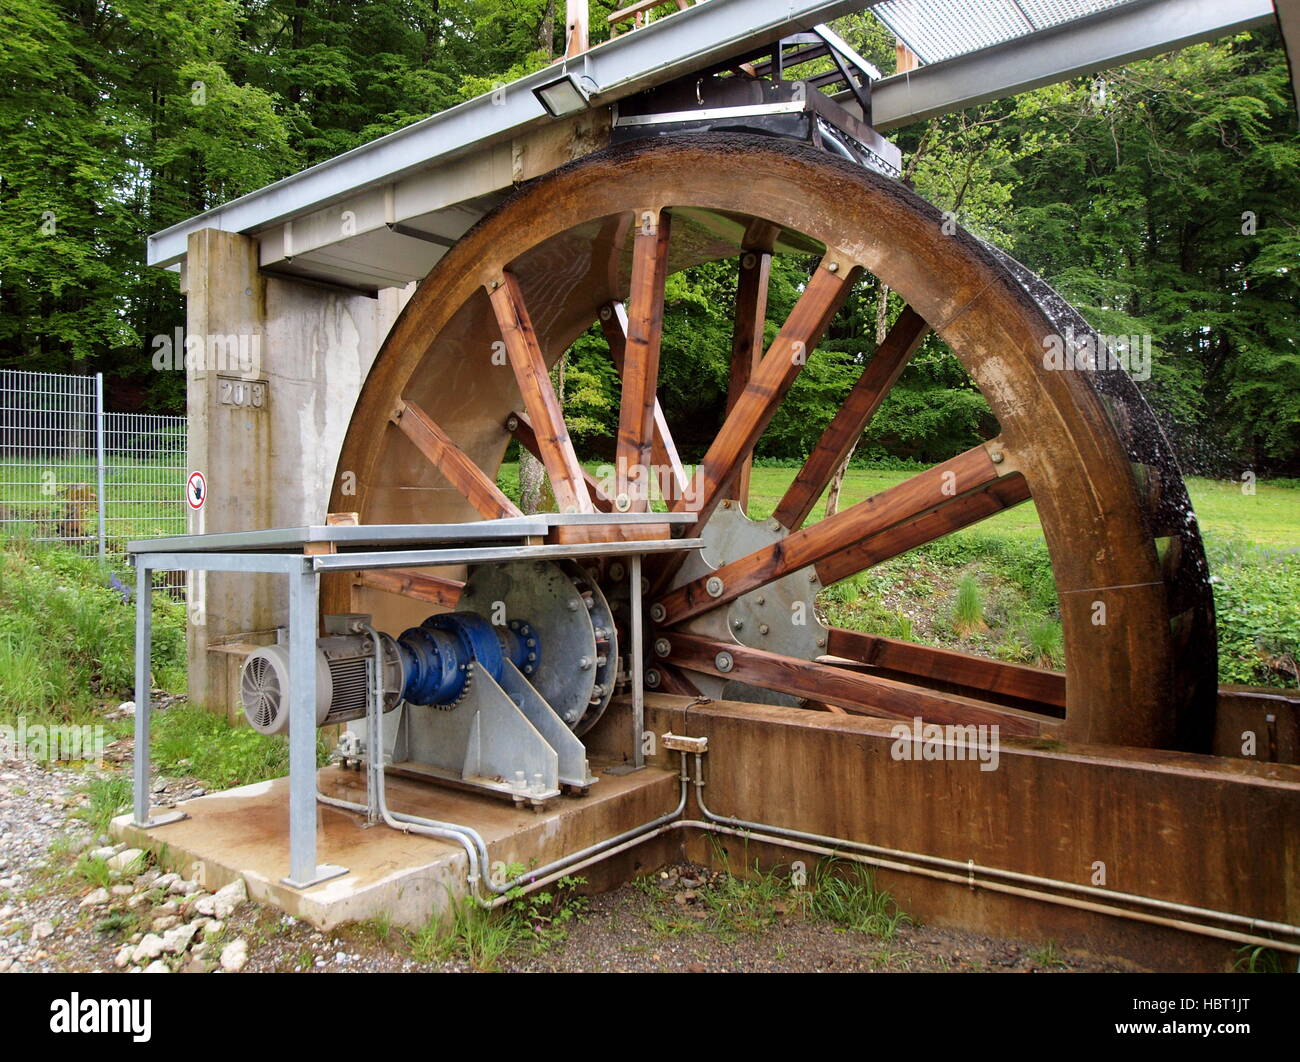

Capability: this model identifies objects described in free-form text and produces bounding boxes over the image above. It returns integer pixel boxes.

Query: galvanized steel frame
[128,528,701,888]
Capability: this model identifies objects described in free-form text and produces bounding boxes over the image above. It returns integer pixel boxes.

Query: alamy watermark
[0,718,105,766]
[50,993,151,1042]
[889,716,1000,772]
[151,327,262,379]
[1042,326,1151,382]
[594,459,703,510]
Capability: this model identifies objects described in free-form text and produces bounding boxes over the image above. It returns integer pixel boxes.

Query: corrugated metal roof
[874,0,1141,64]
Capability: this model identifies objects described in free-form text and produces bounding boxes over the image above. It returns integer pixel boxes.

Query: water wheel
[325,133,1216,752]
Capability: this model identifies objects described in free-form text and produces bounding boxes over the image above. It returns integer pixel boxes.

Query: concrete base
[112,762,678,930]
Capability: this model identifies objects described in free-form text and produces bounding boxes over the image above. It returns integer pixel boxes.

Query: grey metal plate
[127,517,547,554]
[673,504,826,708]
[129,513,695,554]
[310,538,706,572]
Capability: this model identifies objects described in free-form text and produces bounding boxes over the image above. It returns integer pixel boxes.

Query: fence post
[95,371,107,559]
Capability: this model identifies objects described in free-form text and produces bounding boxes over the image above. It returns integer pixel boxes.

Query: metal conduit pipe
[476,752,691,909]
[359,626,487,890]
[310,634,1298,948]
[678,819,1300,957]
[315,786,483,888]
[685,752,1300,953]
[317,751,691,909]
[316,771,1300,955]
[308,629,488,889]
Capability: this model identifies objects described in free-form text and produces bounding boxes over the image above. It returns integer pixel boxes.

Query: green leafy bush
[1208,539,1300,686]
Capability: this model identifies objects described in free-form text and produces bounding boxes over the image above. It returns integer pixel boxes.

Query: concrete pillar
[183,229,410,717]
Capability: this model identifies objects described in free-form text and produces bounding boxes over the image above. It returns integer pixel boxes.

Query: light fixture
[533,71,595,117]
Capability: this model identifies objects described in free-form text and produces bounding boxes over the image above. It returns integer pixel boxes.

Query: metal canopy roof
[148,0,1279,291]
[874,0,1138,64]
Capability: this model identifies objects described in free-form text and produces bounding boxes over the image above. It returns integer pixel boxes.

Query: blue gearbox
[396,611,539,706]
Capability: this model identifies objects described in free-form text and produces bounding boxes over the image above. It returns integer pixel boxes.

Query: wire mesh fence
[0,369,188,593]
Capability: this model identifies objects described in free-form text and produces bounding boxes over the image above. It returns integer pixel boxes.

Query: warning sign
[187,471,206,511]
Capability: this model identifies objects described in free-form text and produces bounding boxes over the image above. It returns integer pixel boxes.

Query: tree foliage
[0,5,1294,470]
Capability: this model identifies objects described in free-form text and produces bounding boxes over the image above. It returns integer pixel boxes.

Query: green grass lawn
[743,465,1045,540]
[742,465,1300,548]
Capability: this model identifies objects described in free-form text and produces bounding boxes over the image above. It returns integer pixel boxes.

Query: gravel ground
[0,755,1136,974]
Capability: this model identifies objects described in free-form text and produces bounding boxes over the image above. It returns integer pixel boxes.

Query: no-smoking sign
[187,470,207,511]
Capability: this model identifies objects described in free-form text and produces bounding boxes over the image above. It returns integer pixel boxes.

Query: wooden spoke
[614,210,672,511]
[488,271,594,514]
[773,306,930,530]
[355,568,463,609]
[599,300,688,505]
[506,410,614,513]
[814,471,1031,588]
[390,399,522,520]
[722,249,772,506]
[656,443,1010,626]
[676,255,857,522]
[825,627,1066,712]
[660,633,1059,737]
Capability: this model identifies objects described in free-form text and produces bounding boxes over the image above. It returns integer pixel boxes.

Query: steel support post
[94,372,107,560]
[282,561,347,888]
[630,553,645,768]
[132,562,186,829]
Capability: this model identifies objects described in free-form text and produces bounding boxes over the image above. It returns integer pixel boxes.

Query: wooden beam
[660,632,1057,737]
[722,249,771,507]
[825,627,1067,711]
[600,300,688,505]
[611,211,670,509]
[565,0,589,57]
[506,410,614,513]
[815,472,1032,587]
[489,271,594,513]
[391,399,522,520]
[773,306,930,530]
[674,254,856,521]
[656,444,1006,626]
[614,210,672,511]
[355,568,463,609]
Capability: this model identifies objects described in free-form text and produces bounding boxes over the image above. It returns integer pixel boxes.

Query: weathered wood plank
[662,632,1056,737]
[600,300,687,505]
[814,471,1032,587]
[490,272,594,513]
[722,249,771,506]
[615,211,673,511]
[826,627,1067,711]
[391,398,522,520]
[656,444,1004,625]
[676,257,856,522]
[355,568,463,608]
[507,410,614,513]
[650,663,702,697]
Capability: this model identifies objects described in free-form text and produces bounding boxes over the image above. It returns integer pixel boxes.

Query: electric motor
[240,630,403,736]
